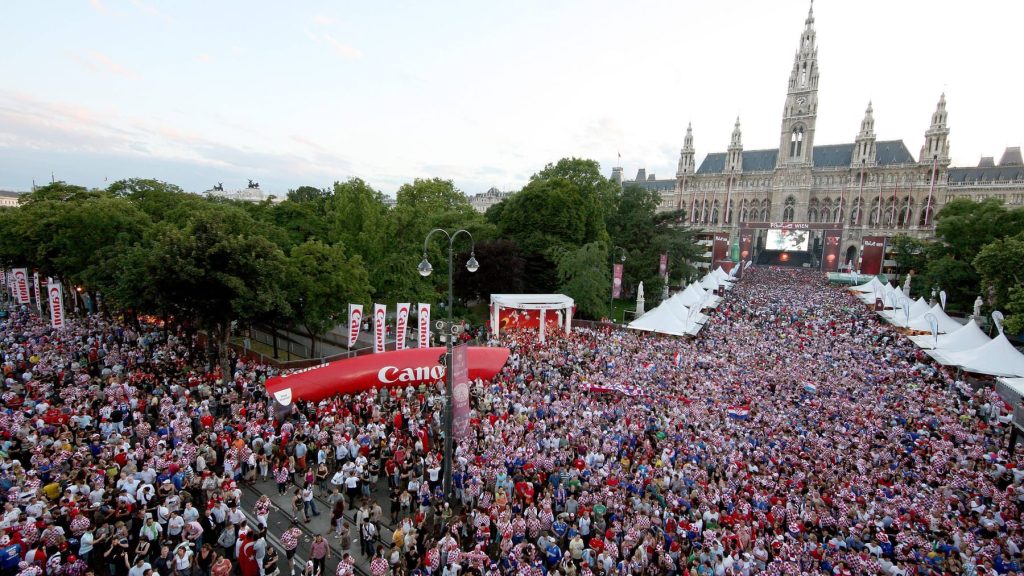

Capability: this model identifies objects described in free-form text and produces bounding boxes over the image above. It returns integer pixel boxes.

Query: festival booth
[490,294,574,343]
[264,346,511,405]
[627,295,705,337]
[849,276,884,293]
[881,297,930,327]
[950,334,1024,377]
[913,319,990,351]
[905,304,963,334]
[677,283,719,310]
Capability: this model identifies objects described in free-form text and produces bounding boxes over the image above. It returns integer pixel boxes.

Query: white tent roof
[491,294,574,309]
[953,334,1024,377]
[684,283,721,309]
[906,304,963,334]
[915,319,990,351]
[712,266,736,282]
[850,277,883,293]
[883,298,930,326]
[628,299,701,337]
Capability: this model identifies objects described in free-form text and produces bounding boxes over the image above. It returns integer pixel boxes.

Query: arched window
[711,200,720,224]
[883,198,897,227]
[783,196,796,222]
[897,197,914,227]
[849,198,862,225]
[790,127,804,159]
[760,208,769,221]
[868,198,881,226]
[807,198,819,223]
[725,200,734,224]
[919,205,934,226]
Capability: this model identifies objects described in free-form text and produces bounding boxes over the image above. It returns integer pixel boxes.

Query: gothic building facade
[617,5,1024,268]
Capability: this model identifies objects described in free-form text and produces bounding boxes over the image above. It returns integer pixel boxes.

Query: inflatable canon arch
[264,346,510,405]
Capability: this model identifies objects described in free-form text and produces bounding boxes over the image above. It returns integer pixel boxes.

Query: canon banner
[32,272,41,309]
[451,344,471,440]
[12,268,30,305]
[48,282,65,329]
[860,236,887,275]
[394,302,410,351]
[658,253,668,277]
[612,263,623,299]
[822,230,842,272]
[417,303,431,348]
[373,303,386,353]
[264,346,510,405]
[347,304,362,348]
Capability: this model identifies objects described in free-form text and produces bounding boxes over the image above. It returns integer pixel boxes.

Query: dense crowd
[0,267,1019,576]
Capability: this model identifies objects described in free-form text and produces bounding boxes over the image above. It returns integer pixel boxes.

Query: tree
[453,239,526,302]
[888,234,932,298]
[19,181,102,205]
[553,242,610,319]
[921,256,978,313]
[973,231,1024,316]
[1004,286,1024,336]
[934,198,1024,261]
[286,240,372,357]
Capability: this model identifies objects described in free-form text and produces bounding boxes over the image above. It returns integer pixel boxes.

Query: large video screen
[766,229,809,251]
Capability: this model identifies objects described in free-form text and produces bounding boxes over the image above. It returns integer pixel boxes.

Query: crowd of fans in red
[0,268,1019,576]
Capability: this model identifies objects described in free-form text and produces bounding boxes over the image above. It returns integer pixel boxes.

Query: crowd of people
[0,267,1020,576]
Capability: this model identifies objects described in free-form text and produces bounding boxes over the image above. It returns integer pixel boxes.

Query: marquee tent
[490,294,574,343]
[881,297,930,326]
[914,319,990,351]
[628,296,705,337]
[712,266,736,283]
[850,277,884,293]
[679,283,720,309]
[906,304,963,334]
[996,377,1024,407]
[946,334,1024,377]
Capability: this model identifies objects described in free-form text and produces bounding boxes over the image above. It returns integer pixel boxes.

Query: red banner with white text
[347,304,362,348]
[394,303,410,351]
[860,236,887,275]
[822,230,842,272]
[417,303,431,348]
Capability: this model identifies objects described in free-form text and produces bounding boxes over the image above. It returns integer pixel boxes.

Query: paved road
[237,474,399,576]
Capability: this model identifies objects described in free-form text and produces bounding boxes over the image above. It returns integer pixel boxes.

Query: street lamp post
[418,228,478,504]
[609,246,627,323]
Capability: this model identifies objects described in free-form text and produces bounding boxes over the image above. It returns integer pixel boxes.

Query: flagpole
[924,154,938,227]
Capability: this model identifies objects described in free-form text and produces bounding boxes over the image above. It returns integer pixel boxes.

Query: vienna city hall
[616,5,1024,274]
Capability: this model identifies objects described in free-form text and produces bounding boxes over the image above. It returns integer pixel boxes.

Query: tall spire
[676,122,696,178]
[859,101,875,137]
[778,4,819,166]
[853,101,877,167]
[920,93,950,163]
[727,117,743,172]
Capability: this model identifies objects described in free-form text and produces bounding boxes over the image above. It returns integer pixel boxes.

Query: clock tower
[777,2,819,167]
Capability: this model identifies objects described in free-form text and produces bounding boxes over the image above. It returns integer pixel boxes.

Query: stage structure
[490,294,575,343]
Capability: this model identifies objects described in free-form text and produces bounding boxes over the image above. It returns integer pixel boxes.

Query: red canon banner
[860,235,887,275]
[612,264,623,299]
[822,230,842,272]
[264,346,510,405]
[347,304,362,348]
[712,234,730,268]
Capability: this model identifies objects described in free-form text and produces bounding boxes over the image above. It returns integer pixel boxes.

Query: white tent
[996,377,1024,406]
[882,297,930,326]
[712,266,736,282]
[949,334,1024,377]
[850,277,884,293]
[628,298,703,337]
[914,319,991,351]
[683,282,721,309]
[906,304,963,334]
[490,294,574,343]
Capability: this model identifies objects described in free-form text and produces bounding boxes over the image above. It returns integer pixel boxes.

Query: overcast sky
[1,0,1021,197]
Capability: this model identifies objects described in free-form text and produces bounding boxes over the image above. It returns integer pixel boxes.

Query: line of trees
[0,158,703,380]
[888,197,1024,334]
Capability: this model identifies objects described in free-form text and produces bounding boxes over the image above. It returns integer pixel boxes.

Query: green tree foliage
[888,234,932,298]
[1004,287,1024,335]
[973,232,1024,326]
[286,240,372,356]
[921,256,978,313]
[453,239,526,302]
[553,242,610,319]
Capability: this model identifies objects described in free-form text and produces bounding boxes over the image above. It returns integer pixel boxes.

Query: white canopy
[850,277,884,293]
[906,304,963,334]
[627,297,704,337]
[950,334,1024,377]
[701,273,732,292]
[997,377,1024,406]
[682,282,721,309]
[490,293,574,342]
[712,266,736,282]
[914,319,991,351]
[882,297,930,327]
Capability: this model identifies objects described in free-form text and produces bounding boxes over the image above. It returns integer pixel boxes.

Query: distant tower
[920,93,950,163]
[727,117,743,172]
[777,2,819,166]
[676,123,696,177]
[852,101,877,167]
[676,123,696,210]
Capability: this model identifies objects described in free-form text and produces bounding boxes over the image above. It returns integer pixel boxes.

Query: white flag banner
[373,303,386,353]
[993,311,1005,335]
[347,304,363,348]
[48,281,65,329]
[923,312,939,348]
[418,303,431,348]
[32,272,41,309]
[939,290,947,311]
[394,303,410,351]
[12,268,30,304]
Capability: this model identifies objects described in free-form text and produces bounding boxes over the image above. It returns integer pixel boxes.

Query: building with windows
[617,4,1023,271]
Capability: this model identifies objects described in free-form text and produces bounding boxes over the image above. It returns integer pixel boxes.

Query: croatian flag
[727,406,750,420]
[803,383,818,394]
[643,363,657,373]
[673,351,682,368]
